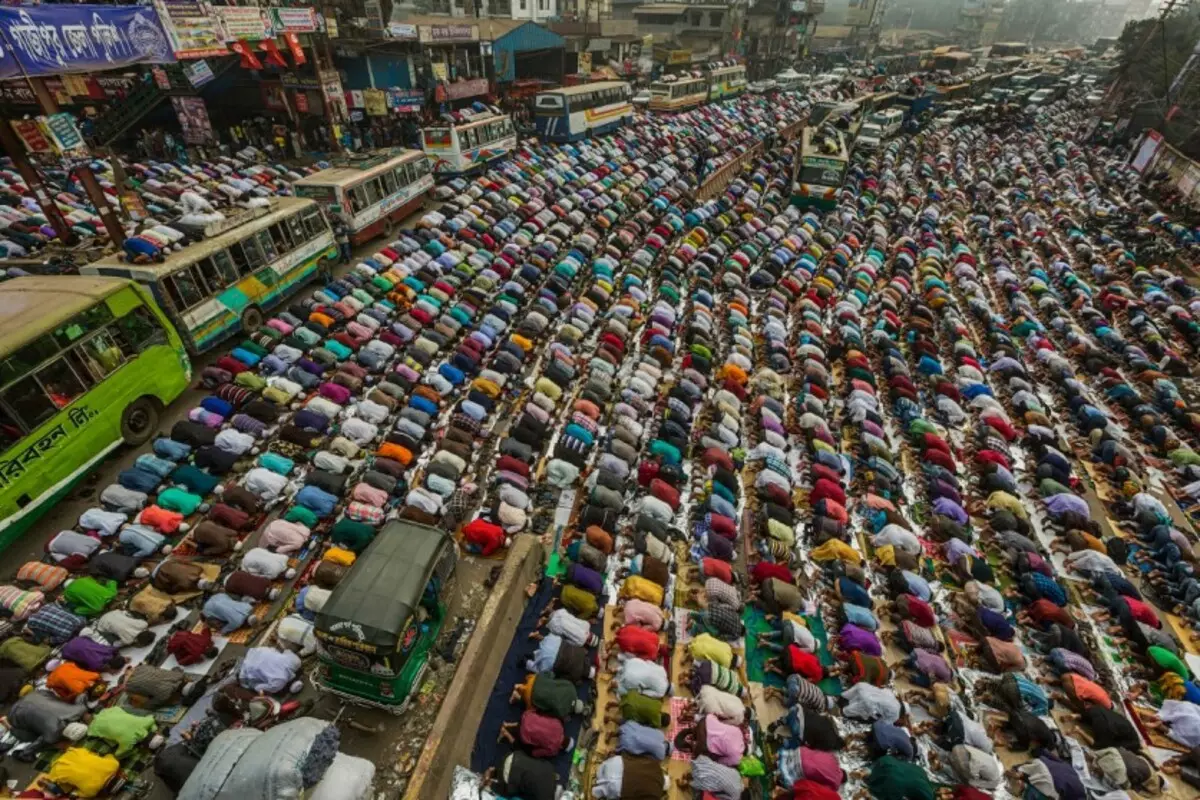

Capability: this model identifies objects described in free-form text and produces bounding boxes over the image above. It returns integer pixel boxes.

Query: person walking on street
[334,220,351,265]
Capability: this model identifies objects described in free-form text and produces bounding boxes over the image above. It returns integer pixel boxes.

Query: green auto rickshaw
[314,520,456,712]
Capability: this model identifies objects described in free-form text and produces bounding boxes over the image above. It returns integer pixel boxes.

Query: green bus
[314,520,456,712]
[81,197,336,353]
[791,126,850,212]
[0,277,191,549]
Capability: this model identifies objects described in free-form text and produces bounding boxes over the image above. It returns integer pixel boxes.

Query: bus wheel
[240,306,264,334]
[120,397,160,446]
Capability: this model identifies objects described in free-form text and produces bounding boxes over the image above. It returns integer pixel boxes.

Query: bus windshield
[0,277,189,548]
[799,160,846,186]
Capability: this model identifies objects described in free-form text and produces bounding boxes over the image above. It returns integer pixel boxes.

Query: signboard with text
[419,24,478,44]
[445,78,489,101]
[270,7,318,33]
[155,0,228,59]
[212,6,271,41]
[0,4,175,79]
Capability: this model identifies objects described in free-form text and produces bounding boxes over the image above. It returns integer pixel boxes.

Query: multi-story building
[627,1,733,63]
[744,0,825,77]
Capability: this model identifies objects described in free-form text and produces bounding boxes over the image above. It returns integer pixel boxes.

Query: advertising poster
[212,6,271,41]
[364,88,387,116]
[11,119,52,153]
[155,0,227,59]
[270,7,318,33]
[172,96,213,144]
[184,59,214,87]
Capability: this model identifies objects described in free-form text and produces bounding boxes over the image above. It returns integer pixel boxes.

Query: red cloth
[638,461,660,487]
[814,499,848,524]
[701,448,734,471]
[496,455,530,478]
[953,787,992,800]
[786,644,825,683]
[975,449,1012,470]
[1123,596,1161,628]
[650,478,680,510]
[901,595,936,628]
[809,478,844,506]
[983,415,1018,441]
[810,464,842,486]
[922,433,951,454]
[615,624,661,660]
[1029,598,1075,629]
[167,627,214,666]
[519,710,567,758]
[702,558,734,584]
[923,448,956,471]
[708,513,737,539]
[760,482,793,508]
[791,779,843,800]
[215,356,248,375]
[463,519,506,556]
[750,560,793,585]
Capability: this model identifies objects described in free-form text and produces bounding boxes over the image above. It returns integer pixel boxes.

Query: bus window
[1,336,59,386]
[166,266,207,311]
[256,230,278,263]
[381,169,398,195]
[0,406,21,449]
[196,257,228,296]
[347,184,367,214]
[75,331,125,379]
[269,222,292,254]
[212,250,239,285]
[4,376,57,429]
[115,306,166,354]
[53,305,112,349]
[302,208,325,238]
[35,358,86,410]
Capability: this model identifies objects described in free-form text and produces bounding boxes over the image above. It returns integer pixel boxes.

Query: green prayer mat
[742,607,842,696]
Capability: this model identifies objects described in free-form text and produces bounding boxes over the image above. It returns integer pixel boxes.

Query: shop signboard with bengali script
[445,77,488,101]
[269,7,318,33]
[419,24,477,44]
[0,5,175,79]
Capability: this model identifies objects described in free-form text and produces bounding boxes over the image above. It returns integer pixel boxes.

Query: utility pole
[29,77,125,245]
[0,117,75,244]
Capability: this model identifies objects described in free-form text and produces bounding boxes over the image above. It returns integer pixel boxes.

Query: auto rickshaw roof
[315,520,452,650]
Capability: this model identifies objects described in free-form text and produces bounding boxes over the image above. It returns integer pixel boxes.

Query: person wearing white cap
[4,690,89,761]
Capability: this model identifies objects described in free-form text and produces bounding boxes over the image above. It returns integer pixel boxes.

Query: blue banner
[0,5,175,80]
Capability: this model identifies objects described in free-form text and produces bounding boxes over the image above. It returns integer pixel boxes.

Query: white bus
[293,149,432,245]
[649,74,707,113]
[81,198,336,352]
[534,81,633,142]
[422,111,518,177]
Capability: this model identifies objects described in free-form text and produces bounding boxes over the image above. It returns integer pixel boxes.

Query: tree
[1111,6,1200,159]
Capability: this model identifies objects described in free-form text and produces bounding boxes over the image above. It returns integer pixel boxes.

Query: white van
[867,108,904,138]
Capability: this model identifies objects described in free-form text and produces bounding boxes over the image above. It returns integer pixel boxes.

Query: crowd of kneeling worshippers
[4,88,1200,800]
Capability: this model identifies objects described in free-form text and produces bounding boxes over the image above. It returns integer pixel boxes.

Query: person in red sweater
[765,643,827,684]
[610,624,666,664]
[462,518,508,556]
[498,710,573,758]
[749,560,794,585]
